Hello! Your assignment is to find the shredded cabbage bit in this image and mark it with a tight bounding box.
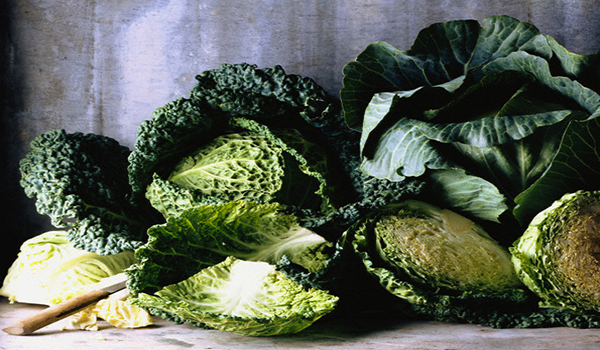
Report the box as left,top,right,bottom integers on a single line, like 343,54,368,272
71,289,154,331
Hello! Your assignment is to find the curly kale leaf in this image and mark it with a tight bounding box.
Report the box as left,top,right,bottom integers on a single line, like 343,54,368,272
295,176,426,241
19,130,158,254
191,63,338,124
404,291,600,329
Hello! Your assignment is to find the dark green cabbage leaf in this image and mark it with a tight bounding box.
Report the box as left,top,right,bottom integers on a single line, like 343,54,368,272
19,130,160,254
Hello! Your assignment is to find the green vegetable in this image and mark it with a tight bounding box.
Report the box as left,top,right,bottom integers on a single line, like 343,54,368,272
126,200,333,296
340,15,600,241
0,231,137,305
19,130,160,254
511,190,600,313
129,256,338,336
340,199,600,328
149,121,336,218
339,199,531,325
347,200,522,303
129,63,354,220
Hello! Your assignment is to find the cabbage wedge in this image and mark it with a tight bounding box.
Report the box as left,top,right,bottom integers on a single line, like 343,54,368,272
511,190,600,313
129,257,338,336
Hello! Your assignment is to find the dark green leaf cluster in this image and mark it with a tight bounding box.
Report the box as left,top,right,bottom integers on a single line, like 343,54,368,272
19,129,159,254
128,63,350,205
405,293,600,329
340,15,600,243
294,176,425,240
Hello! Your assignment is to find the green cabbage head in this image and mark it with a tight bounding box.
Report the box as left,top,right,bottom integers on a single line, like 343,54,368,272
511,190,600,313
146,120,340,219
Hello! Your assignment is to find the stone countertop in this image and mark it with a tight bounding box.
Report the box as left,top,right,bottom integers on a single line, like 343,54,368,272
1,298,600,350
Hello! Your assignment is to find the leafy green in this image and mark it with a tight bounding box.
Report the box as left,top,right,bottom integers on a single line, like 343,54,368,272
128,63,353,214
19,130,160,254
126,201,333,295
342,200,600,328
511,190,600,313
129,256,338,336
340,15,600,240
148,118,338,218
167,132,284,202
0,231,137,305
348,200,522,299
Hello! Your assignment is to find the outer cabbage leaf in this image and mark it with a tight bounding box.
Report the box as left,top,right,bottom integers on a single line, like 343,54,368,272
341,16,550,130
511,190,600,313
129,257,338,336
513,119,600,222
0,231,137,305
19,130,159,254
126,201,333,295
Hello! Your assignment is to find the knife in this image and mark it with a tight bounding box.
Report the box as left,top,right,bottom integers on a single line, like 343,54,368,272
2,273,128,336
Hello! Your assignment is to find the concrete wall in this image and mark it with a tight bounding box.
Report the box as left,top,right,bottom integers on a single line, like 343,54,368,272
1,0,599,275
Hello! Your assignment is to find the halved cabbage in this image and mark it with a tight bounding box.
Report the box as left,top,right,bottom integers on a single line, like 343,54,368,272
511,190,600,313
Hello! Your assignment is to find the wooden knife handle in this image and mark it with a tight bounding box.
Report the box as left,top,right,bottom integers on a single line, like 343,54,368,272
2,289,110,336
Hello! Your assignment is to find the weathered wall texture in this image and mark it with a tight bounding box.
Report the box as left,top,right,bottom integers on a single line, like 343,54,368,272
1,0,599,274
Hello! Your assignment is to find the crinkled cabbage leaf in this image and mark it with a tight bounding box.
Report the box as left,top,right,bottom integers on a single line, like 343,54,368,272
129,256,338,336
19,130,160,254
126,201,333,295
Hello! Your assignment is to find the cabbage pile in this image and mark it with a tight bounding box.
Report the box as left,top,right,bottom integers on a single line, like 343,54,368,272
3,16,600,336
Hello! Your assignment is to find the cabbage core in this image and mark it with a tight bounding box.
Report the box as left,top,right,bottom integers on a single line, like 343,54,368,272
374,201,521,293
554,205,600,306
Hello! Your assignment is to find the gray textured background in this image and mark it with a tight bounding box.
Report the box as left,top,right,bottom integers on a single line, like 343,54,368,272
1,0,599,276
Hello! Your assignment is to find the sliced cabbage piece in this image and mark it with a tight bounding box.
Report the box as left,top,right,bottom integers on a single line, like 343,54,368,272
0,231,137,305
347,200,522,306
129,256,338,336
